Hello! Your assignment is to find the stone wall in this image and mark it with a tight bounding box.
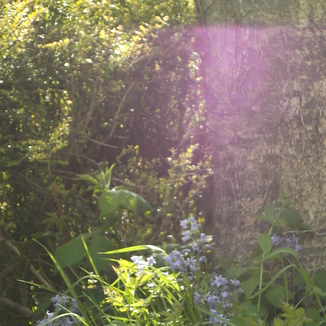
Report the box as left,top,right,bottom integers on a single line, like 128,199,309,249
197,24,326,271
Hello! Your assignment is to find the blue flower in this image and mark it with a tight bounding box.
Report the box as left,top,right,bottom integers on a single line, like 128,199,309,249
147,256,156,266
230,279,240,287
199,256,207,263
191,220,199,232
271,235,283,246
211,275,228,288
181,230,191,243
180,219,189,229
194,292,202,305
200,233,207,243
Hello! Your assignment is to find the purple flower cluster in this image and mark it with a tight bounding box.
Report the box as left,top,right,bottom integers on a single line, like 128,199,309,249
163,216,210,277
163,216,241,325
271,234,301,253
131,255,156,276
194,275,241,325
37,294,82,326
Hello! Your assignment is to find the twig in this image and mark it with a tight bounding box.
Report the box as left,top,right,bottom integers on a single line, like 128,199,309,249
0,296,33,317
0,236,54,290
81,135,118,149
108,81,135,140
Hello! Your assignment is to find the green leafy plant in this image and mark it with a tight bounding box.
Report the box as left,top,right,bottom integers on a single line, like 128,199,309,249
226,197,326,325
53,165,152,270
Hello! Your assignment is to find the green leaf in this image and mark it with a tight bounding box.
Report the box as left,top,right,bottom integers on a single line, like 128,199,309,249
226,266,246,279
279,208,303,229
108,321,126,326
98,189,151,217
241,276,260,298
266,288,285,308
100,244,165,255
314,269,326,292
88,236,112,272
55,233,91,268
312,286,326,298
273,218,286,227
77,173,99,185
255,214,273,224
306,308,320,322
98,190,120,216
265,204,275,221
258,233,272,255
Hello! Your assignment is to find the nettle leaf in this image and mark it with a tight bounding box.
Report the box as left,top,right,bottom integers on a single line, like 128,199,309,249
226,266,247,280
266,288,285,308
99,190,120,216
55,233,91,269
314,269,326,292
279,208,303,228
264,204,275,221
312,286,326,298
77,173,99,185
258,233,272,255
255,214,273,224
99,189,151,217
273,218,286,227
88,236,113,272
241,276,260,298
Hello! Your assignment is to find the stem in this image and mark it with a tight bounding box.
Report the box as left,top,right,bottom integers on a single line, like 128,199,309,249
258,205,285,311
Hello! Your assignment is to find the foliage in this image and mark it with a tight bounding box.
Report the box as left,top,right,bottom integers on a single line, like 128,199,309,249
33,210,326,326
225,198,326,325
0,0,208,323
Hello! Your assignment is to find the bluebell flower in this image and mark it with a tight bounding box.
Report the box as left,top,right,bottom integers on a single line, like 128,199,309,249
188,215,196,224
147,256,156,266
164,249,186,272
204,244,212,249
199,256,207,263
180,219,189,229
191,220,199,232
186,256,197,273
230,279,240,287
200,233,207,243
181,229,191,243
220,290,230,299
194,292,202,305
37,295,83,325
192,243,199,252
211,275,228,288
271,235,283,246
204,293,220,308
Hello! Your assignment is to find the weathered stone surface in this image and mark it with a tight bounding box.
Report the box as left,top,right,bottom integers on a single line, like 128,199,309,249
196,22,326,271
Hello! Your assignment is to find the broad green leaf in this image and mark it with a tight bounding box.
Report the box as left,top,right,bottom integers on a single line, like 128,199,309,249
265,204,275,221
273,218,286,227
255,214,273,224
98,189,151,217
241,276,260,298
226,266,246,279
258,233,272,255
55,233,91,268
279,208,303,229
314,269,326,292
98,190,120,216
312,286,326,298
77,173,99,185
266,288,285,308
116,189,151,214
306,308,320,322
88,236,112,272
